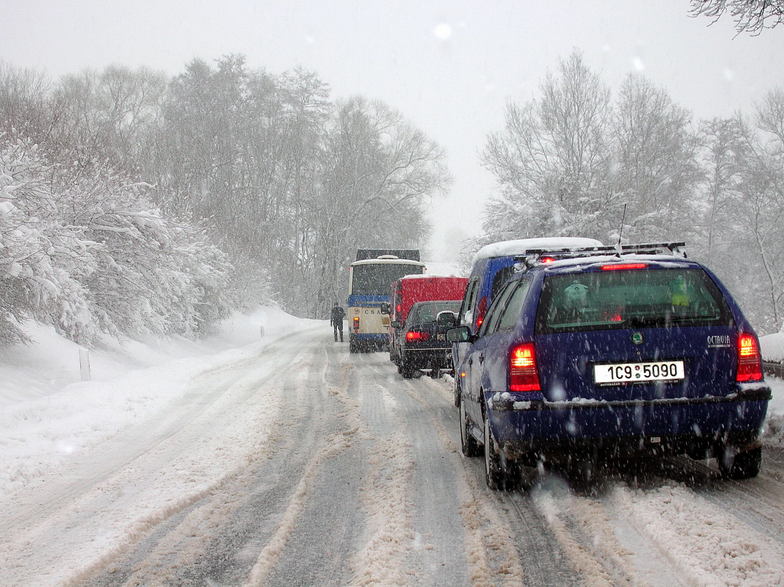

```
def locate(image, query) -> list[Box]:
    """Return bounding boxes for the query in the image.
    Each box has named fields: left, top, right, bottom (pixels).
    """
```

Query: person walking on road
left=330, top=302, right=345, bottom=342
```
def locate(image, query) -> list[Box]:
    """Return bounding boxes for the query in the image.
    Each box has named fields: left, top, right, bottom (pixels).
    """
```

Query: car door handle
left=479, top=354, right=484, bottom=364
left=468, top=358, right=473, bottom=366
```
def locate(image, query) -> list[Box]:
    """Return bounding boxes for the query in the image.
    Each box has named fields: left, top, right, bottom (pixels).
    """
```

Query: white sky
left=3, top=0, right=784, bottom=261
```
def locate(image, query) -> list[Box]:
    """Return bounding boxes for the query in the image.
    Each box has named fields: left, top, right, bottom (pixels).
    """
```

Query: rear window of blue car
left=535, top=268, right=732, bottom=333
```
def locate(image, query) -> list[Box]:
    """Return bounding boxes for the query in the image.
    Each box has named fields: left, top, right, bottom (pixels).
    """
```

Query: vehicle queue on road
left=351, top=240, right=772, bottom=490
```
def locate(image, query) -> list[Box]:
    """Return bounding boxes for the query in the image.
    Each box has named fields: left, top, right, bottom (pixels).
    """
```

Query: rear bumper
left=486, top=385, right=771, bottom=460
left=401, top=347, right=452, bottom=369
left=350, top=333, right=387, bottom=341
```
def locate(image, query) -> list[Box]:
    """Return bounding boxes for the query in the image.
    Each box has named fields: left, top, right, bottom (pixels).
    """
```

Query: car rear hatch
left=405, top=301, right=460, bottom=349
left=404, top=322, right=452, bottom=349
left=533, top=264, right=738, bottom=403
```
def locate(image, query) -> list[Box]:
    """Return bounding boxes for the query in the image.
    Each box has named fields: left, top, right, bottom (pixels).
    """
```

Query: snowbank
left=761, top=333, right=784, bottom=445
left=761, top=332, right=784, bottom=363
left=0, top=306, right=319, bottom=496
left=764, top=376, right=784, bottom=446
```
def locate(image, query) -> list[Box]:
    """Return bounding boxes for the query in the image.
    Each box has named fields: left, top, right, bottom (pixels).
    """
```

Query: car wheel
left=718, top=445, right=761, bottom=480
left=453, top=377, right=461, bottom=407
left=460, top=399, right=481, bottom=457
left=484, top=414, right=508, bottom=490
left=349, top=338, right=358, bottom=353
left=400, top=356, right=415, bottom=379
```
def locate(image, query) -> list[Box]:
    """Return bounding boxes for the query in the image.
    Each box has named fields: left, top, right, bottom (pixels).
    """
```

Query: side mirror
left=447, top=326, right=473, bottom=343
left=436, top=310, right=457, bottom=328
left=391, top=320, right=402, bottom=329
left=380, top=302, right=391, bottom=315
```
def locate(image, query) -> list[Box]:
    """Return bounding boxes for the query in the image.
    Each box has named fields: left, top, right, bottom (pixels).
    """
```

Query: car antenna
left=615, top=203, right=627, bottom=258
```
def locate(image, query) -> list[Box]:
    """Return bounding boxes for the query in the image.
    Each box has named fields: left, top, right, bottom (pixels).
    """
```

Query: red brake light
left=509, top=343, right=541, bottom=392
left=540, top=256, right=556, bottom=264
left=475, top=296, right=487, bottom=329
left=352, top=316, right=360, bottom=331
left=406, top=330, right=430, bottom=342
left=601, top=263, right=648, bottom=271
left=736, top=333, right=763, bottom=382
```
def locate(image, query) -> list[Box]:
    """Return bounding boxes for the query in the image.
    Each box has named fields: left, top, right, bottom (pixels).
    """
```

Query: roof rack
left=513, top=241, right=687, bottom=270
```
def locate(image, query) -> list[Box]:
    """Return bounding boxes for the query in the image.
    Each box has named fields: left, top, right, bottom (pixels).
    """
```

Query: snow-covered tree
left=611, top=74, right=701, bottom=242
left=0, top=139, right=95, bottom=344
left=690, top=0, right=784, bottom=35
left=733, top=93, right=784, bottom=332
left=303, top=97, right=448, bottom=317
left=697, top=118, right=746, bottom=265
left=481, top=51, right=614, bottom=241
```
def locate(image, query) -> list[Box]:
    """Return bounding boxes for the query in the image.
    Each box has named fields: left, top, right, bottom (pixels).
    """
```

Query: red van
left=387, top=275, right=468, bottom=370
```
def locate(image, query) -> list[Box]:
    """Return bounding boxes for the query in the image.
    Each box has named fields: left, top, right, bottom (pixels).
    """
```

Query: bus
left=348, top=250, right=425, bottom=353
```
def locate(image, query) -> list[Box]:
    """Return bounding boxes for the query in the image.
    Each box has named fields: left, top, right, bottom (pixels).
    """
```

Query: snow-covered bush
left=0, top=135, right=233, bottom=346
left=57, top=165, right=233, bottom=339
left=0, top=139, right=95, bottom=344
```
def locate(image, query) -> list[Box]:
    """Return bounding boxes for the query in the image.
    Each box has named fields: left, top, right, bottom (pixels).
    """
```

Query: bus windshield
left=351, top=263, right=424, bottom=295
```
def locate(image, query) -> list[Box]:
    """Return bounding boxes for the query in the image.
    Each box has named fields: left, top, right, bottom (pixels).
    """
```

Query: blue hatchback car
left=449, top=243, right=771, bottom=490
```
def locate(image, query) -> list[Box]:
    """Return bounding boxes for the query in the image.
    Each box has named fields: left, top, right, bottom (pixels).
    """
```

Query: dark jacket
left=330, top=305, right=345, bottom=326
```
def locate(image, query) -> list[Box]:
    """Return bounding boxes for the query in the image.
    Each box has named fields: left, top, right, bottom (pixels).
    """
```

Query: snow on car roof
left=473, top=237, right=604, bottom=262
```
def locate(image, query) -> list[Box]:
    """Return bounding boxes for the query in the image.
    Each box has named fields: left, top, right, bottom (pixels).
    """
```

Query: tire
left=484, top=415, right=507, bottom=490
left=718, top=445, right=761, bottom=480
left=349, top=339, right=358, bottom=353
left=453, top=378, right=461, bottom=408
left=460, top=399, right=481, bottom=457
left=400, top=355, right=415, bottom=379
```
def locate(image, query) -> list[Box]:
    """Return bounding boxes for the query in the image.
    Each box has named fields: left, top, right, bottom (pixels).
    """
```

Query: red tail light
left=352, top=316, right=360, bottom=331
left=406, top=330, right=430, bottom=342
left=736, top=333, right=763, bottom=382
left=475, top=296, right=487, bottom=329
left=509, top=343, right=541, bottom=392
left=540, top=256, right=556, bottom=264
left=601, top=263, right=648, bottom=270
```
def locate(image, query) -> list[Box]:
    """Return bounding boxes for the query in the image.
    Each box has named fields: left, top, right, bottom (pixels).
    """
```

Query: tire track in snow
left=348, top=426, right=416, bottom=586
left=342, top=355, right=418, bottom=585
left=408, top=377, right=526, bottom=585
left=673, top=454, right=784, bottom=546
left=609, top=483, right=784, bottom=586
left=70, top=341, right=319, bottom=586
left=1, top=334, right=313, bottom=586
left=246, top=360, right=363, bottom=585
left=530, top=488, right=617, bottom=586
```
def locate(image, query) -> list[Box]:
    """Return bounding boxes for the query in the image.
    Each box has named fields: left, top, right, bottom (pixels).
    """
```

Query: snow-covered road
left=1, top=323, right=783, bottom=585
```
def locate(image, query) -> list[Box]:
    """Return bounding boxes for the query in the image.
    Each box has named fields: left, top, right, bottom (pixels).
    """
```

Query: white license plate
left=594, top=360, right=685, bottom=384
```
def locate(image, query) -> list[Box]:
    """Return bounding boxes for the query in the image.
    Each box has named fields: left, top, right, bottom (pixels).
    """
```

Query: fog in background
left=4, top=0, right=783, bottom=261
